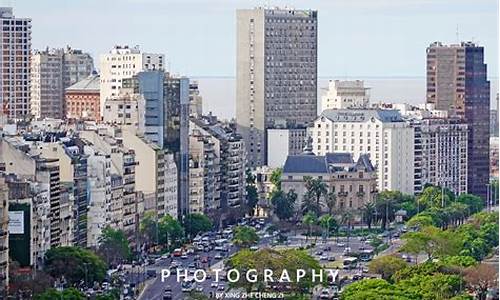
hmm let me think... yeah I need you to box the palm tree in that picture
[325,191,337,215]
[302,212,317,244]
[375,191,399,230]
[301,191,320,216]
[304,176,328,211]
[361,202,376,230]
[340,210,355,247]
[319,215,334,243]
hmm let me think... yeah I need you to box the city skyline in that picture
[5,0,499,78]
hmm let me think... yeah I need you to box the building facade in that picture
[321,80,369,111]
[65,74,100,121]
[99,45,164,115]
[236,7,318,167]
[281,152,377,213]
[310,109,415,194]
[266,128,307,168]
[0,177,7,295]
[0,7,31,120]
[31,47,94,120]
[412,118,468,195]
[426,42,490,199]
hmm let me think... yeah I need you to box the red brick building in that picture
[65,74,100,122]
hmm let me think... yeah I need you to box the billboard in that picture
[8,211,24,234]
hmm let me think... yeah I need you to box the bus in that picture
[343,257,358,269]
[359,249,374,262]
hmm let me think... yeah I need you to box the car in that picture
[181,283,193,292]
[352,274,363,281]
[250,246,259,251]
[188,262,196,268]
[319,255,328,260]
[328,256,336,261]
[195,285,203,292]
[181,254,188,259]
[186,249,195,255]
[214,253,223,259]
[217,285,225,291]
[336,242,346,247]
[201,256,209,263]
[163,291,172,300]
[319,288,331,299]
[211,282,218,288]
[315,251,323,256]
[343,247,351,255]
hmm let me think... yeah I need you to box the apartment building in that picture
[310,109,414,194]
[426,42,490,199]
[321,80,369,111]
[31,47,94,119]
[0,7,31,119]
[412,118,468,195]
[99,45,164,115]
[103,93,139,126]
[122,129,178,219]
[189,81,203,117]
[0,177,7,295]
[281,152,377,213]
[236,7,318,167]
[65,74,100,121]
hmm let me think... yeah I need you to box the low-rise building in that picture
[282,152,377,214]
[321,80,369,110]
[65,74,100,122]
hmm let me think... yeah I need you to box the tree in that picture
[368,255,408,281]
[464,264,498,300]
[302,212,317,243]
[456,194,483,214]
[34,288,85,300]
[303,176,327,212]
[98,227,131,267]
[271,190,296,221]
[361,202,376,230]
[140,211,158,246]
[232,226,259,248]
[246,184,259,215]
[406,214,435,228]
[184,213,213,238]
[341,279,415,300]
[9,260,54,298]
[375,191,402,230]
[227,248,321,295]
[269,167,283,191]
[319,214,335,241]
[324,191,337,215]
[401,226,461,260]
[158,214,185,248]
[44,246,107,285]
[301,191,320,216]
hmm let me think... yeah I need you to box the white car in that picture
[211,282,218,288]
[181,254,188,259]
[319,288,331,299]
[336,242,346,247]
[319,255,328,260]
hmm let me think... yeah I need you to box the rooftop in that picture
[66,74,100,92]
[283,153,375,174]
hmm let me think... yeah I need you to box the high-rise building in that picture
[310,109,415,194]
[321,80,370,111]
[426,42,490,199]
[127,71,190,219]
[0,177,8,296]
[31,47,94,119]
[236,7,318,167]
[99,45,164,117]
[0,7,31,120]
[188,81,203,117]
[412,118,468,195]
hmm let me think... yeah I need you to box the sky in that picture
[2,0,498,78]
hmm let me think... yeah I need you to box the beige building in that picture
[99,45,164,115]
[310,109,414,194]
[282,152,377,213]
[122,129,177,219]
[236,7,318,167]
[103,93,139,126]
[321,80,369,111]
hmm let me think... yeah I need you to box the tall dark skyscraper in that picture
[236,7,318,167]
[426,41,490,200]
